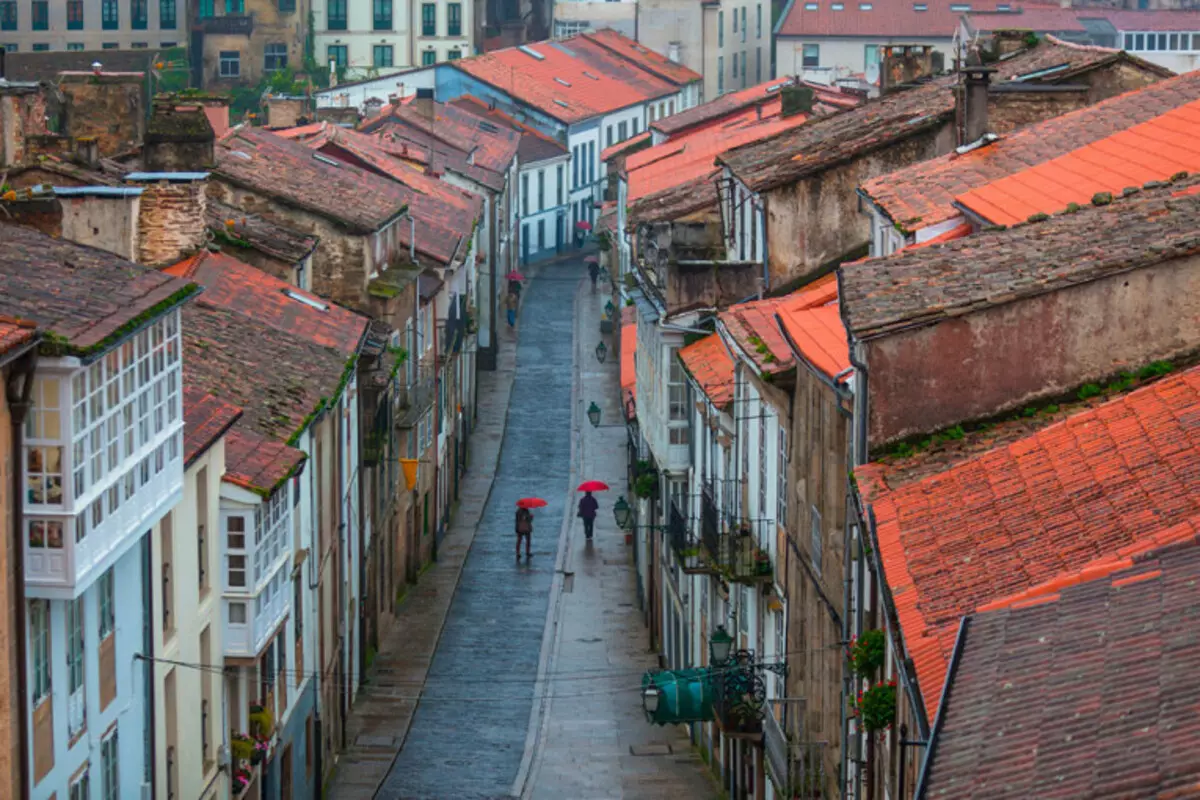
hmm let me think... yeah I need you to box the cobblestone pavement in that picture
[519,280,719,800]
[378,264,579,798]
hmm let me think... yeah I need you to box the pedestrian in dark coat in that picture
[577,491,599,539]
[515,507,533,559]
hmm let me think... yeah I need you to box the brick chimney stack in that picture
[126,172,209,268]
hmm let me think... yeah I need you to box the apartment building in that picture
[2,223,197,800]
[311,0,472,78]
[0,0,183,52]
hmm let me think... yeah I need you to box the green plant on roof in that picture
[1122,186,1141,198]
[1171,171,1190,182]
[1077,383,1102,401]
[1023,32,1039,47]
[1136,360,1173,379]
[1064,202,1080,214]
[1026,212,1049,223]
[1091,192,1114,206]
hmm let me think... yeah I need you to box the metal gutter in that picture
[913,615,971,800]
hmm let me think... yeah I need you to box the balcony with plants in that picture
[667,500,716,575]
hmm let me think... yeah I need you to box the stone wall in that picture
[0,89,50,167]
[61,195,142,260]
[58,73,145,156]
[135,180,208,267]
[864,252,1200,445]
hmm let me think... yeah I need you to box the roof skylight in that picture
[283,289,329,312]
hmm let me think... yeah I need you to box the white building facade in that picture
[25,309,185,800]
[312,0,472,79]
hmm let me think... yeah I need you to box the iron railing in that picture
[668,501,715,574]
[394,364,436,428]
[698,487,775,584]
[765,700,829,799]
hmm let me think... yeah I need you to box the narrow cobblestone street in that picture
[331,256,717,800]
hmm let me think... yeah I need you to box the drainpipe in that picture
[336,405,348,750]
[356,376,368,696]
[431,307,440,564]
[144,510,157,798]
[5,347,36,800]
[758,194,769,292]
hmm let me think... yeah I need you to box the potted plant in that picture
[233,768,251,795]
[848,629,886,678]
[249,703,274,739]
[230,733,255,763]
[634,472,657,499]
[854,679,897,734]
[753,549,772,576]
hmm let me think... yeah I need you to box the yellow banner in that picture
[400,458,419,490]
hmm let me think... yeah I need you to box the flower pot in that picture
[624,532,634,546]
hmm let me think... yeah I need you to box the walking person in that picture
[588,260,600,291]
[515,506,533,560]
[505,289,519,328]
[577,491,599,540]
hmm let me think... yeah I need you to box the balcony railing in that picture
[698,488,775,585]
[712,651,769,740]
[668,501,716,574]
[764,698,830,799]
[394,363,436,428]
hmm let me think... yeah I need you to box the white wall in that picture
[315,67,435,110]
[1118,29,1200,73]
[775,34,953,85]
[312,0,471,76]
[518,155,571,260]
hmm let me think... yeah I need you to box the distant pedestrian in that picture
[588,261,600,290]
[508,278,523,298]
[505,290,519,327]
[577,491,599,539]
[515,507,533,559]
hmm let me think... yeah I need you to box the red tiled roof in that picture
[1105,8,1200,31]
[721,273,840,375]
[182,386,243,466]
[720,38,1158,193]
[627,102,814,222]
[451,34,681,124]
[448,95,569,163]
[0,316,37,357]
[601,131,650,163]
[360,102,521,176]
[840,174,1200,340]
[621,315,637,420]
[579,29,702,87]
[778,0,1013,39]
[166,251,367,356]
[0,223,197,352]
[964,7,1092,33]
[858,364,1200,721]
[215,126,410,234]
[652,78,857,139]
[206,199,319,266]
[862,70,1200,232]
[224,426,307,497]
[679,334,735,410]
[922,541,1200,800]
[775,276,850,380]
[955,97,1200,226]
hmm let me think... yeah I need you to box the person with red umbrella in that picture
[515,498,546,560]
[576,481,608,540]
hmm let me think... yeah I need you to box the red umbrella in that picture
[506,270,525,281]
[577,480,609,492]
[583,255,599,264]
[575,220,593,231]
[516,497,548,509]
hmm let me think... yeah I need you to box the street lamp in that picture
[710,625,734,665]
[642,684,661,716]
[613,496,632,529]
[587,402,602,428]
[595,341,607,363]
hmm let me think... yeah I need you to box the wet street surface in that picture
[380,270,577,799]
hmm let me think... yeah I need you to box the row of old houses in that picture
[0,58,525,800]
[610,33,1200,800]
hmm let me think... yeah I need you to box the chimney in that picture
[59,189,142,260]
[961,65,996,145]
[755,102,763,120]
[144,102,215,171]
[668,41,681,63]
[73,136,99,168]
[91,61,102,75]
[413,88,435,121]
[780,85,814,117]
[126,173,209,267]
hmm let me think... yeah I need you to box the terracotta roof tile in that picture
[206,199,319,265]
[601,131,650,163]
[652,78,858,138]
[680,334,735,410]
[358,112,508,192]
[841,175,1200,341]
[215,126,410,234]
[448,96,569,163]
[862,71,1200,232]
[859,365,1200,722]
[955,96,1200,226]
[922,541,1200,799]
[166,251,368,355]
[720,273,838,375]
[168,252,366,492]
[359,101,520,176]
[182,386,243,466]
[0,316,38,357]
[580,29,701,88]
[779,0,1014,39]
[776,300,850,380]
[223,426,307,496]
[719,38,1149,193]
[451,33,682,124]
[0,223,197,352]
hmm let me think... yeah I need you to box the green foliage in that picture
[854,680,897,733]
[1091,192,1114,207]
[1023,32,1039,47]
[1171,170,1190,182]
[848,629,886,677]
[1064,202,1080,214]
[1136,360,1174,380]
[634,472,658,499]
[1025,212,1049,223]
[1076,383,1102,401]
